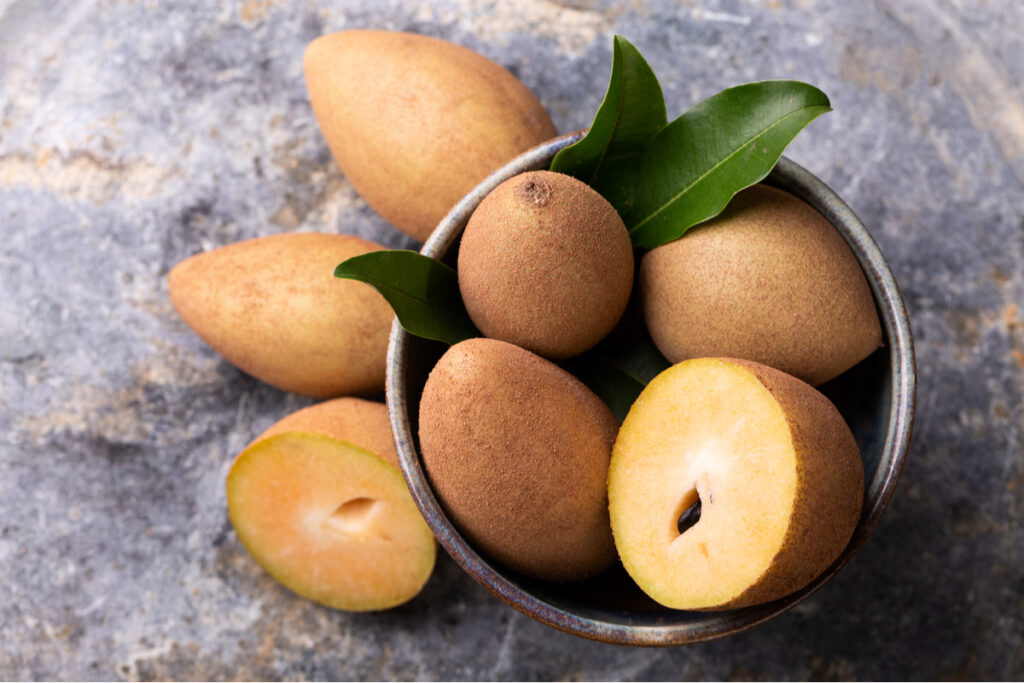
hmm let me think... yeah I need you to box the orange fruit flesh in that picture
[227,432,436,611]
[609,358,796,609]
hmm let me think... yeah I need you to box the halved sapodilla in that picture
[608,358,864,610]
[227,398,436,611]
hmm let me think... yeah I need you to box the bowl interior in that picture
[386,132,916,645]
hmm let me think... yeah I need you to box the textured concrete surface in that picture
[1,0,1022,679]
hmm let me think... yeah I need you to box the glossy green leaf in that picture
[628,80,831,249]
[564,296,671,422]
[334,250,478,346]
[565,355,646,423]
[549,35,666,215]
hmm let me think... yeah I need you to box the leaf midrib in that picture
[587,68,626,188]
[629,104,830,233]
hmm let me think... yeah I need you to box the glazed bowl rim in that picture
[386,131,916,646]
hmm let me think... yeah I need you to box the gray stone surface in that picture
[1,0,1022,679]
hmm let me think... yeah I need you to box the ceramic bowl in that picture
[386,131,916,645]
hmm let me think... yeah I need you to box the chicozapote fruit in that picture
[608,357,864,610]
[227,398,436,611]
[458,170,634,360]
[168,233,393,398]
[640,184,882,386]
[304,30,558,242]
[418,337,618,582]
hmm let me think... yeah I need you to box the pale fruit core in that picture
[609,359,797,609]
[227,432,435,611]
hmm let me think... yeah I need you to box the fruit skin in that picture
[458,170,634,359]
[640,184,882,386]
[418,337,618,582]
[168,233,393,398]
[304,30,558,243]
[608,357,864,610]
[227,398,436,611]
[727,359,863,608]
[256,396,398,468]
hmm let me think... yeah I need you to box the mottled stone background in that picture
[1,0,1022,679]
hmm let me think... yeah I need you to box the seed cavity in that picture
[325,497,378,533]
[675,488,701,536]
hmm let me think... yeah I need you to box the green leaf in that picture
[567,333,669,423]
[565,355,646,423]
[549,35,666,215]
[563,295,671,422]
[335,250,478,346]
[592,324,671,387]
[628,80,831,249]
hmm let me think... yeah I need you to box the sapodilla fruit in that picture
[608,358,864,610]
[640,185,882,386]
[227,398,436,611]
[168,233,392,398]
[458,171,634,360]
[418,338,618,582]
[304,30,558,242]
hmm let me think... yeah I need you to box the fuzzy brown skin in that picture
[641,185,883,386]
[168,233,393,398]
[458,171,634,359]
[418,338,618,582]
[304,31,557,243]
[255,398,398,468]
[719,358,864,609]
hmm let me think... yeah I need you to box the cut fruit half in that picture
[608,358,863,610]
[227,431,436,611]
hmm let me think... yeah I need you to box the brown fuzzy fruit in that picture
[168,233,393,398]
[304,30,558,243]
[458,171,634,359]
[608,358,864,610]
[640,185,882,386]
[227,398,436,611]
[418,338,618,582]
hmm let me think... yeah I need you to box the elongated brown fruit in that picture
[419,338,617,582]
[168,233,393,397]
[641,185,882,386]
[227,398,436,611]
[304,30,558,242]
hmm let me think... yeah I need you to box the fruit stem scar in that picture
[517,179,552,207]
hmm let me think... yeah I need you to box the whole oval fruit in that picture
[458,170,634,359]
[304,30,558,243]
[168,233,393,397]
[640,185,882,386]
[418,338,618,582]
